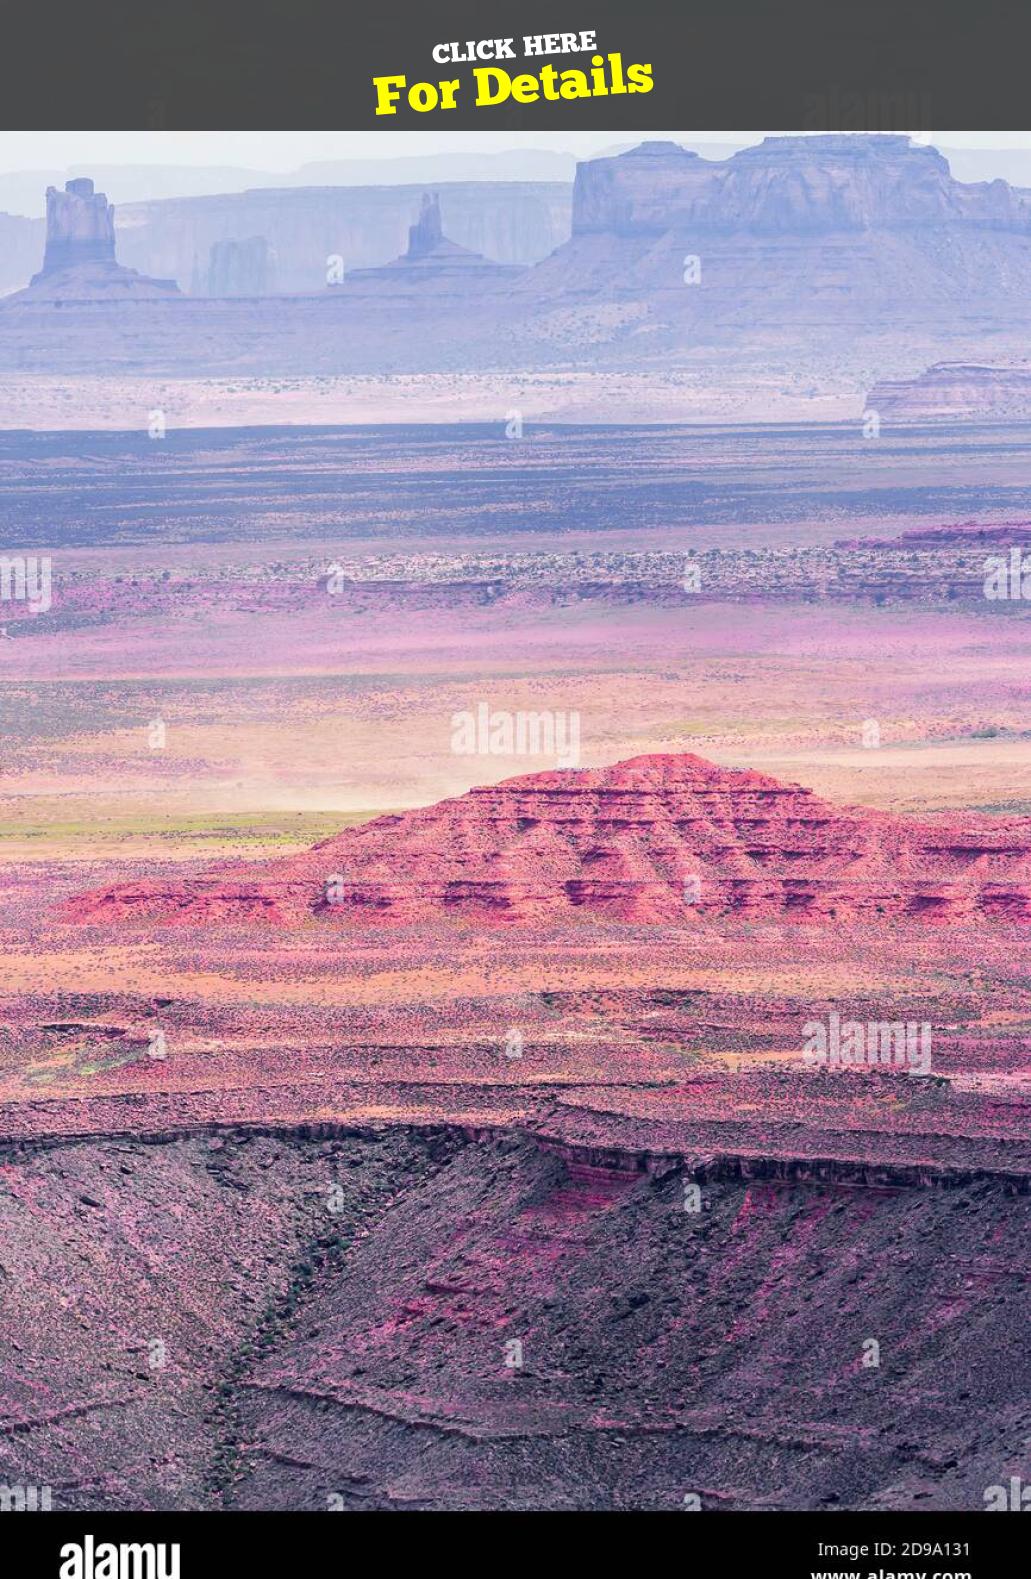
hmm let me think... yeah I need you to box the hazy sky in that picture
[3,130,1031,217]
[2,129,1031,170]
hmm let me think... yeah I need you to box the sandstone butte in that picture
[63,752,1031,928]
[11,175,179,302]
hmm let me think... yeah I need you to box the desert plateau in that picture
[0,131,1029,1514]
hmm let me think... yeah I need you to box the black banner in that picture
[0,0,1029,130]
[0,1510,1028,1576]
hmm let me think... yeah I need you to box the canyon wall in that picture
[114,181,572,294]
[0,210,43,295]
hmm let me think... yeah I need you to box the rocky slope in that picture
[2,1126,1028,1510]
[0,1128,462,1510]
[232,1135,1031,1512]
[64,753,1031,928]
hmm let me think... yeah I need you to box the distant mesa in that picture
[343,191,525,293]
[570,134,1031,238]
[12,177,180,302]
[835,519,1031,550]
[866,361,1031,422]
[9,138,1031,388]
[64,752,1031,929]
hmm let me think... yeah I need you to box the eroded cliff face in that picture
[572,136,1031,237]
[64,753,1031,928]
[230,1138,1031,1512]
[37,177,116,274]
[0,212,44,296]
[516,135,1031,371]
[202,235,276,296]
[572,141,718,235]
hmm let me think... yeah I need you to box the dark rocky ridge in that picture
[232,1138,1031,1512]
[1,1126,1027,1510]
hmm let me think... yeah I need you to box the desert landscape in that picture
[0,132,1029,1513]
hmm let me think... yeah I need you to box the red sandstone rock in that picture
[63,752,1031,928]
